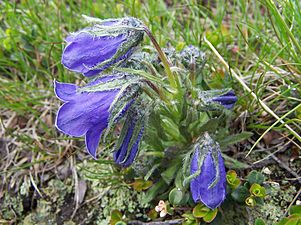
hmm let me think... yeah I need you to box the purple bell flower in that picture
[190,135,226,209]
[211,90,237,109]
[54,76,121,158]
[62,17,144,77]
[113,116,144,167]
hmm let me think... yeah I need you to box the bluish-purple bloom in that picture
[211,90,237,109]
[190,140,226,209]
[54,75,144,166]
[62,18,144,77]
[113,118,144,167]
[54,76,120,158]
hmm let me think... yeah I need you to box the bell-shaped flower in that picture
[62,17,144,77]
[211,90,237,109]
[54,76,125,158]
[190,133,226,209]
[113,109,144,167]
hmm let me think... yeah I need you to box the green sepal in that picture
[78,73,130,93]
[114,98,152,165]
[103,79,142,141]
[196,88,232,111]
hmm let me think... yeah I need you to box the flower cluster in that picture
[55,17,145,166]
[54,15,238,211]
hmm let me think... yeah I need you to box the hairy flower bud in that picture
[179,45,206,70]
[190,133,226,209]
[198,89,237,109]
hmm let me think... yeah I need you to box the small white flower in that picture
[155,200,167,218]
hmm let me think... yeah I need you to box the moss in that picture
[78,161,151,224]
[0,193,24,220]
[249,182,296,225]
[20,179,73,225]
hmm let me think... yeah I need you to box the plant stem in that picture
[145,80,168,103]
[143,26,177,89]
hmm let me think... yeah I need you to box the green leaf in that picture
[231,186,249,203]
[148,110,168,141]
[245,196,256,207]
[247,171,265,185]
[147,208,158,220]
[169,188,184,206]
[203,208,218,223]
[290,205,301,216]
[182,219,198,225]
[277,218,290,225]
[249,183,266,198]
[132,179,153,192]
[255,218,266,225]
[142,180,167,204]
[115,222,127,225]
[226,170,241,189]
[254,197,264,205]
[192,204,210,218]
[175,169,184,189]
[161,160,181,185]
[218,131,253,147]
[222,154,250,169]
[280,215,301,225]
[110,210,123,225]
[182,213,195,220]
[195,117,220,134]
[79,74,131,92]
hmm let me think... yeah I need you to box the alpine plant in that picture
[54,15,238,211]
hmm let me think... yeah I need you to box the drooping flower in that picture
[190,133,226,209]
[62,17,144,77]
[55,76,123,158]
[113,110,144,167]
[211,90,237,109]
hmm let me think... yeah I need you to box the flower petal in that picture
[121,126,144,167]
[85,123,107,158]
[190,149,226,209]
[54,80,77,102]
[113,121,144,167]
[55,82,118,137]
[62,31,127,77]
